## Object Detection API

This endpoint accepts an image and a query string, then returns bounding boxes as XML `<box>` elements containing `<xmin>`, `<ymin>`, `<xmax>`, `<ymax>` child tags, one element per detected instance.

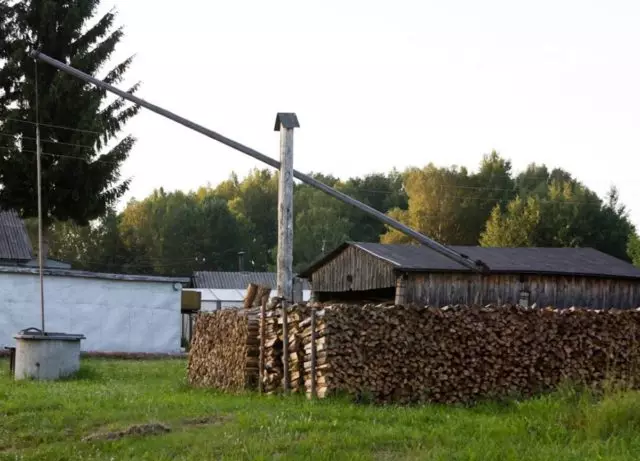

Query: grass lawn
<box><xmin>2</xmin><ymin>359</ymin><xmax>640</xmax><ymax>460</ymax></box>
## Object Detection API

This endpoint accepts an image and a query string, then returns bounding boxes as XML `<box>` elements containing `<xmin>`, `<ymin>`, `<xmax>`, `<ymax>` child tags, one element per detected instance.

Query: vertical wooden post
<box><xmin>259</xmin><ymin>293</ymin><xmax>267</xmax><ymax>394</ymax></box>
<box><xmin>310</xmin><ymin>306</ymin><xmax>317</xmax><ymax>399</ymax></box>
<box><xmin>282</xmin><ymin>301</ymin><xmax>290</xmax><ymax>392</ymax></box>
<box><xmin>275</xmin><ymin>112</ymin><xmax>299</xmax><ymax>394</ymax></box>
<box><xmin>274</xmin><ymin>113</ymin><xmax>298</xmax><ymax>303</ymax></box>
<box><xmin>395</xmin><ymin>274</ymin><xmax>407</xmax><ymax>306</ymax></box>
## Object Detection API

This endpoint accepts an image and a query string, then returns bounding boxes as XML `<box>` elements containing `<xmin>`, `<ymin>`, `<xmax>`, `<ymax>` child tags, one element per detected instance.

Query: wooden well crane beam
<box><xmin>30</xmin><ymin>50</ymin><xmax>488</xmax><ymax>273</ymax></box>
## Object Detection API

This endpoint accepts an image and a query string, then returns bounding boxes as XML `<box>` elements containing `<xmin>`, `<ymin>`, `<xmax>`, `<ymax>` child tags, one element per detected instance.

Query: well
<box><xmin>13</xmin><ymin>328</ymin><xmax>85</xmax><ymax>380</ymax></box>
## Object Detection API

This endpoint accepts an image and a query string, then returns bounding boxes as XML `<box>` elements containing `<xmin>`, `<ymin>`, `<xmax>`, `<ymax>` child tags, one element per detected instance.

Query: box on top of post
<box><xmin>274</xmin><ymin>113</ymin><xmax>300</xmax><ymax>131</ymax></box>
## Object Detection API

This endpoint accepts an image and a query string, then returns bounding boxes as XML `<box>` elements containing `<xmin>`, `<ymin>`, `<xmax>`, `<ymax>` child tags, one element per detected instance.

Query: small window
<box><xmin>346</xmin><ymin>274</ymin><xmax>353</xmax><ymax>283</ymax></box>
<box><xmin>519</xmin><ymin>290</ymin><xmax>530</xmax><ymax>308</ymax></box>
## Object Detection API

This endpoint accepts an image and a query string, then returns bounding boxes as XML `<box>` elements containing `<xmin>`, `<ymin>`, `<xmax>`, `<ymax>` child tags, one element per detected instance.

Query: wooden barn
<box><xmin>298</xmin><ymin>242</ymin><xmax>640</xmax><ymax>309</ymax></box>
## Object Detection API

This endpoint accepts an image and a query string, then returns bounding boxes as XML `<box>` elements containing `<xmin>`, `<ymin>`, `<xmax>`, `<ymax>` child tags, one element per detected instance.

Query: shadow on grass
<box><xmin>57</xmin><ymin>365</ymin><xmax>103</xmax><ymax>382</ymax></box>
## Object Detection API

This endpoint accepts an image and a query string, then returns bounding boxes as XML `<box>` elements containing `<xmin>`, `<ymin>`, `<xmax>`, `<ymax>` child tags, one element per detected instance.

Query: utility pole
<box><xmin>275</xmin><ymin>113</ymin><xmax>298</xmax><ymax>394</ymax></box>
<box><xmin>34</xmin><ymin>58</ymin><xmax>45</xmax><ymax>333</ymax></box>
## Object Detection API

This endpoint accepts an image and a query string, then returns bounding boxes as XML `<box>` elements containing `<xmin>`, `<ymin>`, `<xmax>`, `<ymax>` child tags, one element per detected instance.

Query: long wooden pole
<box><xmin>29</xmin><ymin>50</ymin><xmax>486</xmax><ymax>273</ymax></box>
<box><xmin>259</xmin><ymin>294</ymin><xmax>267</xmax><ymax>394</ymax></box>
<box><xmin>310</xmin><ymin>306</ymin><xmax>317</xmax><ymax>399</ymax></box>
<box><xmin>34</xmin><ymin>58</ymin><xmax>45</xmax><ymax>333</ymax></box>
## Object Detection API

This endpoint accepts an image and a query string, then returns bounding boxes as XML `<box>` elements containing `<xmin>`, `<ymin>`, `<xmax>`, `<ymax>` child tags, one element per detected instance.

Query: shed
<box><xmin>188</xmin><ymin>271</ymin><xmax>311</xmax><ymax>311</ymax></box>
<box><xmin>299</xmin><ymin>242</ymin><xmax>640</xmax><ymax>308</ymax></box>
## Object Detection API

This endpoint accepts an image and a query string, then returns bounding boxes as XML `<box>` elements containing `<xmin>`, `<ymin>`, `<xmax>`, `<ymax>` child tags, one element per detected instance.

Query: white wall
<box><xmin>0</xmin><ymin>272</ymin><xmax>182</xmax><ymax>353</ymax></box>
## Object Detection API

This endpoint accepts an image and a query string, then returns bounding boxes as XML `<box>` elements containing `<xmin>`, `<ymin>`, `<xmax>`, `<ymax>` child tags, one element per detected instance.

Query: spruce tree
<box><xmin>0</xmin><ymin>0</ymin><xmax>139</xmax><ymax>255</ymax></box>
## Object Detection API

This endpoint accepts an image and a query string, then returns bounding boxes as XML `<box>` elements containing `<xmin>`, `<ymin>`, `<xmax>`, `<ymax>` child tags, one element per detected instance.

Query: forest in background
<box><xmin>25</xmin><ymin>151</ymin><xmax>640</xmax><ymax>276</ymax></box>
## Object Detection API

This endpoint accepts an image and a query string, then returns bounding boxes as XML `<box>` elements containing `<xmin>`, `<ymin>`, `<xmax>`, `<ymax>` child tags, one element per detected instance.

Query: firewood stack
<box><xmin>187</xmin><ymin>309</ymin><xmax>259</xmax><ymax>390</ymax></box>
<box><xmin>299</xmin><ymin>304</ymin><xmax>640</xmax><ymax>404</ymax></box>
<box><xmin>286</xmin><ymin>304</ymin><xmax>312</xmax><ymax>393</ymax></box>
<box><xmin>261</xmin><ymin>298</ymin><xmax>284</xmax><ymax>393</ymax></box>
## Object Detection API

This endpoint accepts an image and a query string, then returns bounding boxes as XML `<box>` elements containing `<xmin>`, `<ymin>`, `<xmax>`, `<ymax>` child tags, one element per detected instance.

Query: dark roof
<box><xmin>0</xmin><ymin>265</ymin><xmax>190</xmax><ymax>284</ymax></box>
<box><xmin>192</xmin><ymin>271</ymin><xmax>311</xmax><ymax>290</ymax></box>
<box><xmin>300</xmin><ymin>242</ymin><xmax>640</xmax><ymax>280</ymax></box>
<box><xmin>0</xmin><ymin>210</ymin><xmax>33</xmax><ymax>261</ymax></box>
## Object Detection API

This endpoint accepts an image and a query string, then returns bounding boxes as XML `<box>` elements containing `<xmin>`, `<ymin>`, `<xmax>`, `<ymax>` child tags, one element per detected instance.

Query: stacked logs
<box><xmin>303</xmin><ymin>304</ymin><xmax>640</xmax><ymax>404</ymax></box>
<box><xmin>262</xmin><ymin>298</ymin><xmax>284</xmax><ymax>393</ymax></box>
<box><xmin>189</xmin><ymin>301</ymin><xmax>640</xmax><ymax>404</ymax></box>
<box><xmin>187</xmin><ymin>309</ymin><xmax>259</xmax><ymax>390</ymax></box>
<box><xmin>287</xmin><ymin>304</ymin><xmax>312</xmax><ymax>393</ymax></box>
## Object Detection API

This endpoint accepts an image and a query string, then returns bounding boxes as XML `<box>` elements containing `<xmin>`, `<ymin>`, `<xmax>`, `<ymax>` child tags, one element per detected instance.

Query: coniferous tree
<box><xmin>0</xmin><ymin>0</ymin><xmax>138</xmax><ymax>256</ymax></box>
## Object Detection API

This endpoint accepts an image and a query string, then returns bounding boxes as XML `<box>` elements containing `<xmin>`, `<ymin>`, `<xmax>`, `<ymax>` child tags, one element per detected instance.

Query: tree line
<box><xmin>2</xmin><ymin>2</ymin><xmax>639</xmax><ymax>277</ymax></box>
<box><xmin>28</xmin><ymin>151</ymin><xmax>640</xmax><ymax>276</ymax></box>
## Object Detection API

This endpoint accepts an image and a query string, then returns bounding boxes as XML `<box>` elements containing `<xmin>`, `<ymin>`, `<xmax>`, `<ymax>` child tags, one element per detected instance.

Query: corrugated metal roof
<box><xmin>0</xmin><ymin>210</ymin><xmax>33</xmax><ymax>261</ymax></box>
<box><xmin>192</xmin><ymin>271</ymin><xmax>310</xmax><ymax>289</ymax></box>
<box><xmin>300</xmin><ymin>242</ymin><xmax>640</xmax><ymax>280</ymax></box>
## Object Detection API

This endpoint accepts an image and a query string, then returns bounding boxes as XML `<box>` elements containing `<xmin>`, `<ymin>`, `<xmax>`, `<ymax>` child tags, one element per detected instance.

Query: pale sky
<box><xmin>99</xmin><ymin>0</ymin><xmax>640</xmax><ymax>229</ymax></box>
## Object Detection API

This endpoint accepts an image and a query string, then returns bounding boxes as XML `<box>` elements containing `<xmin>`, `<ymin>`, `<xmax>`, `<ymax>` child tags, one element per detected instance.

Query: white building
<box><xmin>0</xmin><ymin>267</ymin><xmax>189</xmax><ymax>354</ymax></box>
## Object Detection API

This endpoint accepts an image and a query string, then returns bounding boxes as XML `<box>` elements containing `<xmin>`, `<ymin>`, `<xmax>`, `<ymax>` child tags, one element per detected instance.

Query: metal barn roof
<box><xmin>192</xmin><ymin>271</ymin><xmax>311</xmax><ymax>290</ymax></box>
<box><xmin>0</xmin><ymin>210</ymin><xmax>33</xmax><ymax>261</ymax></box>
<box><xmin>300</xmin><ymin>242</ymin><xmax>640</xmax><ymax>280</ymax></box>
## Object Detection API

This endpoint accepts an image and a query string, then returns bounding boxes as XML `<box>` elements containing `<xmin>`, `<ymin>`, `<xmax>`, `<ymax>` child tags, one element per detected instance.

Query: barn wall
<box><xmin>405</xmin><ymin>272</ymin><xmax>640</xmax><ymax>308</ymax></box>
<box><xmin>310</xmin><ymin>245</ymin><xmax>395</xmax><ymax>292</ymax></box>
<box><xmin>0</xmin><ymin>272</ymin><xmax>182</xmax><ymax>353</ymax></box>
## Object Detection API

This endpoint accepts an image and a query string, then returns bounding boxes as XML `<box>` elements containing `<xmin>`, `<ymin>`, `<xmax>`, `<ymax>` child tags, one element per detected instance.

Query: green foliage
<box><xmin>382</xmin><ymin>151</ymin><xmax>515</xmax><ymax>245</ymax></box>
<box><xmin>628</xmin><ymin>233</ymin><xmax>640</xmax><ymax>267</ymax></box>
<box><xmin>3</xmin><ymin>358</ymin><xmax>640</xmax><ymax>460</ymax></box>
<box><xmin>0</xmin><ymin>0</ymin><xmax>138</xmax><ymax>225</ymax></box>
<box><xmin>480</xmin><ymin>197</ymin><xmax>541</xmax><ymax>247</ymax></box>
<box><xmin>118</xmin><ymin>188</ymin><xmax>249</xmax><ymax>275</ymax></box>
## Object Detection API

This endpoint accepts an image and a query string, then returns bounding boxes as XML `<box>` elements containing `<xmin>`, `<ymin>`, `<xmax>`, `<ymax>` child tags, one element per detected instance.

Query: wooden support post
<box><xmin>282</xmin><ymin>301</ymin><xmax>290</xmax><ymax>393</ymax></box>
<box><xmin>275</xmin><ymin>113</ymin><xmax>299</xmax><ymax>394</ymax></box>
<box><xmin>259</xmin><ymin>293</ymin><xmax>267</xmax><ymax>394</ymax></box>
<box><xmin>395</xmin><ymin>273</ymin><xmax>407</xmax><ymax>306</ymax></box>
<box><xmin>244</xmin><ymin>283</ymin><xmax>259</xmax><ymax>309</ymax></box>
<box><xmin>274</xmin><ymin>113</ymin><xmax>298</xmax><ymax>303</ymax></box>
<box><xmin>293</xmin><ymin>278</ymin><xmax>303</xmax><ymax>304</ymax></box>
<box><xmin>310</xmin><ymin>306</ymin><xmax>317</xmax><ymax>399</ymax></box>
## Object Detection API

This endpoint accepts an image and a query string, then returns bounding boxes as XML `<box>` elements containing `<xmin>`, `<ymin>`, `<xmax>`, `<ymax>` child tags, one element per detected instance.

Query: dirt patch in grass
<box><xmin>181</xmin><ymin>415</ymin><xmax>231</xmax><ymax>427</ymax></box>
<box><xmin>82</xmin><ymin>423</ymin><xmax>171</xmax><ymax>442</ymax></box>
<box><xmin>82</xmin><ymin>416</ymin><xmax>230</xmax><ymax>442</ymax></box>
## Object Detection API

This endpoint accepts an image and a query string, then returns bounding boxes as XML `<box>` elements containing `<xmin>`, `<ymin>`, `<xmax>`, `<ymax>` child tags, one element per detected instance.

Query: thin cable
<box><xmin>0</xmin><ymin>145</ymin><xmax>121</xmax><ymax>165</ymax></box>
<box><xmin>2</xmin><ymin>117</ymin><xmax>102</xmax><ymax>135</ymax></box>
<box><xmin>0</xmin><ymin>131</ymin><xmax>96</xmax><ymax>150</ymax></box>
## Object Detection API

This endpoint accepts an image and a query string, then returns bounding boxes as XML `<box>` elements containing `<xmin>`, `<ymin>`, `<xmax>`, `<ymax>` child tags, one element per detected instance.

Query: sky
<box><xmin>99</xmin><ymin>0</ymin><xmax>640</xmax><ymax>228</ymax></box>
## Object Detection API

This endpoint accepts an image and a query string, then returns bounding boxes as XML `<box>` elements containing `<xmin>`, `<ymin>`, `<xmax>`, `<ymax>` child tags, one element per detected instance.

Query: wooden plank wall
<box><xmin>310</xmin><ymin>245</ymin><xmax>395</xmax><ymax>292</ymax></box>
<box><xmin>406</xmin><ymin>273</ymin><xmax>640</xmax><ymax>309</ymax></box>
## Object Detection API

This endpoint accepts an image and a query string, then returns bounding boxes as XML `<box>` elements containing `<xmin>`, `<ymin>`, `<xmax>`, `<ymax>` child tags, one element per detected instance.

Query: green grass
<box><xmin>2</xmin><ymin>359</ymin><xmax>640</xmax><ymax>460</ymax></box>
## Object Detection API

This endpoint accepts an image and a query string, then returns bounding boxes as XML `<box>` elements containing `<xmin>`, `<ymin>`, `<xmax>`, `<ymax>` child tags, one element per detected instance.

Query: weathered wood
<box><xmin>404</xmin><ymin>273</ymin><xmax>640</xmax><ymax>309</ymax></box>
<box><xmin>394</xmin><ymin>274</ymin><xmax>407</xmax><ymax>306</ymax></box>
<box><xmin>259</xmin><ymin>293</ymin><xmax>267</xmax><ymax>394</ymax></box>
<box><xmin>282</xmin><ymin>301</ymin><xmax>290</xmax><ymax>393</ymax></box>
<box><xmin>244</xmin><ymin>284</ymin><xmax>259</xmax><ymax>309</ymax></box>
<box><xmin>276</xmin><ymin>118</ymin><xmax>295</xmax><ymax>303</ymax></box>
<box><xmin>310</xmin><ymin>306</ymin><xmax>317</xmax><ymax>399</ymax></box>
<box><xmin>311</xmin><ymin>245</ymin><xmax>396</xmax><ymax>292</ymax></box>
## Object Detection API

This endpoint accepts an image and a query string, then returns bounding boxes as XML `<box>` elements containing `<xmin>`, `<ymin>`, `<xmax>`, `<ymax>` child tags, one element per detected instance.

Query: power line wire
<box><xmin>1</xmin><ymin>117</ymin><xmax>102</xmax><ymax>135</ymax></box>
<box><xmin>0</xmin><ymin>131</ymin><xmax>96</xmax><ymax>150</ymax></box>
<box><xmin>0</xmin><ymin>145</ymin><xmax>120</xmax><ymax>165</ymax></box>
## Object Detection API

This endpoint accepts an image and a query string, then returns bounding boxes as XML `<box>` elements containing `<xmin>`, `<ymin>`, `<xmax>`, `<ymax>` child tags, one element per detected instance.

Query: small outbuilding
<box><xmin>187</xmin><ymin>271</ymin><xmax>311</xmax><ymax>311</ymax></box>
<box><xmin>299</xmin><ymin>242</ymin><xmax>640</xmax><ymax>308</ymax></box>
